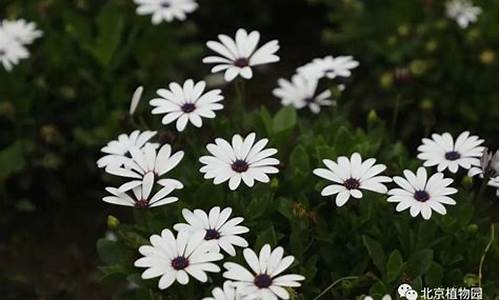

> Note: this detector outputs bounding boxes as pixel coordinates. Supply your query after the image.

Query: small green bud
[425,40,438,52]
[367,109,380,124]
[420,98,433,110]
[270,178,279,189]
[107,215,120,230]
[379,72,394,88]
[480,50,495,65]
[409,60,428,76]
[463,274,479,287]
[461,176,474,190]
[466,224,478,234]
[387,35,397,46]
[398,25,410,36]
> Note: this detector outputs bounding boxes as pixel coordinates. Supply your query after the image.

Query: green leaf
[88,3,125,66]
[0,142,25,179]
[386,249,404,282]
[260,106,274,135]
[255,225,277,249]
[289,145,309,173]
[425,262,444,286]
[273,106,297,133]
[97,238,132,265]
[408,249,434,277]
[362,235,386,275]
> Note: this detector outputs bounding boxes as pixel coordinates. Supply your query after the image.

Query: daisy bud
[466,224,478,234]
[367,109,380,125]
[270,177,279,189]
[107,215,120,230]
[461,175,474,190]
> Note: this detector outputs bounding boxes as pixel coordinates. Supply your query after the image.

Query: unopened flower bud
[107,215,120,230]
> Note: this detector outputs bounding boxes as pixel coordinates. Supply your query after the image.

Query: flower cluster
[313,131,494,220]
[272,55,359,114]
[0,19,42,71]
[135,207,305,299]
[445,0,482,28]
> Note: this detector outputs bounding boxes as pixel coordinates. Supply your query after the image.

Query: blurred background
[0,0,498,299]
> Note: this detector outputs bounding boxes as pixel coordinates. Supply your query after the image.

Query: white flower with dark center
[203,28,280,82]
[488,177,499,196]
[203,281,242,300]
[272,74,334,114]
[0,31,29,72]
[134,228,223,289]
[297,55,359,81]
[174,207,249,256]
[387,167,457,220]
[223,244,305,300]
[150,79,224,132]
[105,143,184,189]
[417,131,484,173]
[1,19,43,44]
[103,172,181,208]
[129,86,144,115]
[97,130,159,168]
[446,0,481,28]
[313,153,392,207]
[199,133,279,190]
[133,0,198,24]
[468,148,499,178]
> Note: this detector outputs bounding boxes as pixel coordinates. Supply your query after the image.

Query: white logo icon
[398,284,418,300]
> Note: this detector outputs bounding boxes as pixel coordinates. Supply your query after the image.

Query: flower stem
[234,78,246,118]
[313,276,359,300]
[391,93,401,137]
[475,175,489,202]
[478,224,495,288]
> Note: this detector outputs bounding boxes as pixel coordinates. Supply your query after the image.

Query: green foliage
[1,0,498,299]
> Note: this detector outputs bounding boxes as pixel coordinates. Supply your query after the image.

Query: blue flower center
[254,274,273,288]
[445,151,461,161]
[231,159,249,173]
[234,58,249,68]
[343,178,360,190]
[414,190,430,202]
[204,228,221,240]
[171,256,189,270]
[181,103,196,113]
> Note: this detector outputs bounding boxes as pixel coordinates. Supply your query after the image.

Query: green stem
[313,276,359,300]
[234,78,246,117]
[391,93,401,137]
[475,175,490,202]
[478,224,495,288]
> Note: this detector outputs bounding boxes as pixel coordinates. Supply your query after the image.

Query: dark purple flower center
[231,159,249,173]
[304,97,315,104]
[135,199,149,208]
[171,256,189,270]
[0,49,5,56]
[124,151,132,159]
[160,1,171,8]
[343,178,360,190]
[181,103,196,113]
[234,58,249,68]
[445,151,461,161]
[414,190,430,202]
[254,274,273,288]
[204,228,221,240]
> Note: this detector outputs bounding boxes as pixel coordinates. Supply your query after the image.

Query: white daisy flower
[199,132,280,190]
[129,86,144,115]
[445,0,481,28]
[103,172,181,208]
[313,153,392,207]
[272,74,334,114]
[488,177,499,196]
[1,19,43,45]
[387,167,458,220]
[134,228,223,289]
[174,206,249,256]
[97,130,159,168]
[105,143,184,189]
[468,149,499,197]
[363,295,392,300]
[297,55,359,81]
[417,131,484,173]
[203,281,242,300]
[223,244,305,300]
[150,79,224,132]
[203,28,280,82]
[133,0,198,25]
[0,31,29,72]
